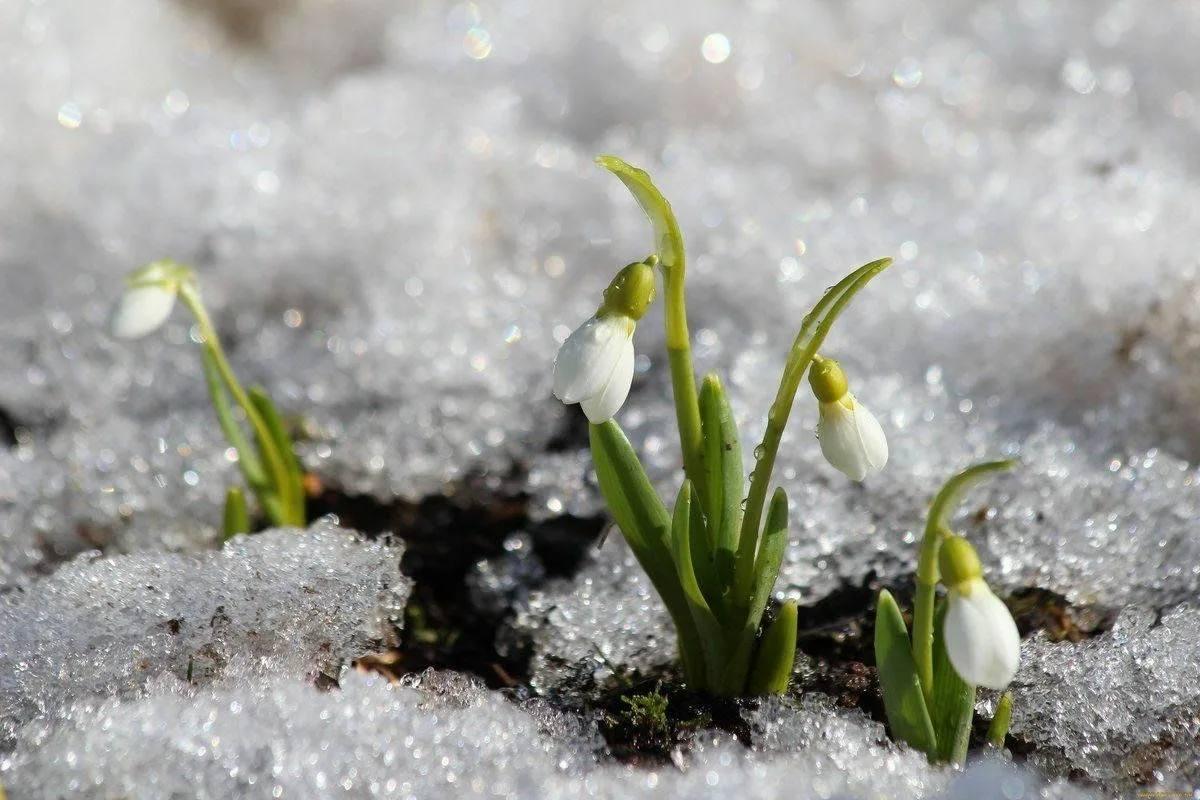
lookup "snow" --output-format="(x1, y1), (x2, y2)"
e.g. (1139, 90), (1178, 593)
(0, 524), (409, 745)
(1, 0), (1199, 794)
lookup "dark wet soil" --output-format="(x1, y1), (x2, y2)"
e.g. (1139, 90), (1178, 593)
(307, 472), (603, 690)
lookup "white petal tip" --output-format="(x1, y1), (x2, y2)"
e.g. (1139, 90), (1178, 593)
(551, 315), (632, 404)
(944, 583), (1021, 690)
(579, 337), (635, 423)
(817, 396), (888, 481)
(110, 286), (178, 339)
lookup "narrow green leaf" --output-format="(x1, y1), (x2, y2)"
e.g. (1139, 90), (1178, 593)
(746, 488), (789, 629)
(687, 491), (723, 618)
(721, 487), (788, 693)
(589, 421), (672, 554)
(589, 421), (706, 687)
(222, 486), (250, 541)
(670, 482), (710, 614)
(200, 347), (266, 489)
(874, 589), (937, 757)
(699, 373), (743, 582)
(747, 600), (797, 695)
(249, 387), (306, 525)
(987, 692), (1013, 749)
(930, 599), (976, 764)
(670, 482), (725, 684)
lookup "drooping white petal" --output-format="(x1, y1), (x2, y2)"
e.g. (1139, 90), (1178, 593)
(552, 315), (632, 404)
(943, 580), (1021, 689)
(580, 336), (635, 423)
(816, 394), (888, 481)
(852, 400), (888, 471)
(111, 284), (178, 339)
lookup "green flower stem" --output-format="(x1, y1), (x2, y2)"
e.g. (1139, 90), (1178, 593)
(912, 460), (1016, 703)
(660, 236), (703, 494)
(178, 284), (303, 527)
(667, 346), (705, 500)
(651, 199), (704, 504)
(913, 523), (950, 704)
(662, 241), (705, 494)
(199, 346), (267, 490)
(735, 258), (893, 600)
(594, 156), (706, 505)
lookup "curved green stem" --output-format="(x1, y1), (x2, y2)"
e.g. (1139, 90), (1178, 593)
(596, 156), (706, 504)
(912, 460), (1016, 702)
(913, 523), (951, 704)
(179, 284), (302, 527)
(199, 347), (267, 490)
(735, 258), (893, 599)
(666, 332), (705, 503)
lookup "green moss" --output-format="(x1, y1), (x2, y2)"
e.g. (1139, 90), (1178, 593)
(620, 689), (669, 732)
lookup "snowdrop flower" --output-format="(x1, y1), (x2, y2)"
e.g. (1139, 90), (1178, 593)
(939, 535), (1021, 690)
(110, 260), (193, 339)
(553, 258), (656, 423)
(808, 357), (888, 481)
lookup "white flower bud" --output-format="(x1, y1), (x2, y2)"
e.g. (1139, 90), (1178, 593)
(552, 314), (636, 423)
(110, 284), (178, 339)
(942, 578), (1021, 690)
(110, 260), (193, 340)
(816, 394), (888, 481)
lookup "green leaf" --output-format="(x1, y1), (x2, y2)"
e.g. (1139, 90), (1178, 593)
(721, 487), (789, 694)
(595, 155), (683, 272)
(687, 490), (723, 618)
(987, 691), (1013, 749)
(747, 600), (797, 695)
(930, 599), (976, 764)
(670, 482), (709, 613)
(222, 486), (250, 541)
(589, 421), (671, 556)
(875, 589), (937, 757)
(249, 387), (306, 526)
(699, 373), (743, 583)
(589, 421), (705, 686)
(670, 481), (725, 685)
(200, 347), (266, 489)
(747, 488), (790, 628)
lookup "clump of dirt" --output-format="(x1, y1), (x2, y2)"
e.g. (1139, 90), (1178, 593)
(307, 474), (604, 690)
(791, 575), (895, 722)
(1006, 587), (1117, 641)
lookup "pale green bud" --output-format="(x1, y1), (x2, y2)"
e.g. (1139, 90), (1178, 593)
(939, 534), (984, 590)
(599, 258), (657, 321)
(808, 356), (849, 404)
